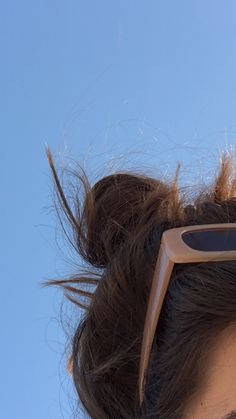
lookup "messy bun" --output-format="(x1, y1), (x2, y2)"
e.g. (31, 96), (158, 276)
(44, 148), (236, 418)
(84, 173), (179, 267)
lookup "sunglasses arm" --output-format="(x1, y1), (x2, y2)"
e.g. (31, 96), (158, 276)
(139, 244), (174, 406)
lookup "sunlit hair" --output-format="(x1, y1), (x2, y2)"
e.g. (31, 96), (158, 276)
(43, 147), (236, 419)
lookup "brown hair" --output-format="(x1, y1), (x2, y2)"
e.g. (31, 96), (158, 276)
(43, 147), (236, 418)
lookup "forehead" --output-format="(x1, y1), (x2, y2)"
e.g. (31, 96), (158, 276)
(183, 325), (236, 419)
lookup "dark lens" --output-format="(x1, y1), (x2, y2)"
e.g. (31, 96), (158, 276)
(182, 228), (236, 251)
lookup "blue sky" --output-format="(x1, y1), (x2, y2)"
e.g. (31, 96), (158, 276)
(2, 1), (236, 418)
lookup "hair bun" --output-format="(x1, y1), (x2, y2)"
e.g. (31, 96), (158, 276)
(84, 173), (170, 267)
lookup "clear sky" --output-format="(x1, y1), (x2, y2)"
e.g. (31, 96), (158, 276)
(2, 1), (236, 418)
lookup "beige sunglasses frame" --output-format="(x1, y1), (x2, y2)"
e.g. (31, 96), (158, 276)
(138, 222), (236, 407)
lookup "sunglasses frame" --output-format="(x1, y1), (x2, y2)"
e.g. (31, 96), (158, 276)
(138, 222), (236, 407)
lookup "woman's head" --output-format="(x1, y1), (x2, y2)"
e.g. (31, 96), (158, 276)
(44, 149), (236, 418)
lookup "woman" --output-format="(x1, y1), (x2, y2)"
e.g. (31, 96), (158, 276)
(44, 147), (236, 418)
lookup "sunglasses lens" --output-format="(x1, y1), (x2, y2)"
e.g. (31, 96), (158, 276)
(182, 228), (236, 251)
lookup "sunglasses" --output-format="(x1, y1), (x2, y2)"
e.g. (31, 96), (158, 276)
(138, 222), (236, 407)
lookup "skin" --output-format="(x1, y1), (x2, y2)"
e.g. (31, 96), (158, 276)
(183, 325), (236, 419)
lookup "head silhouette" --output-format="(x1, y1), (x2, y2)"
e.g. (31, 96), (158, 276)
(44, 148), (236, 419)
